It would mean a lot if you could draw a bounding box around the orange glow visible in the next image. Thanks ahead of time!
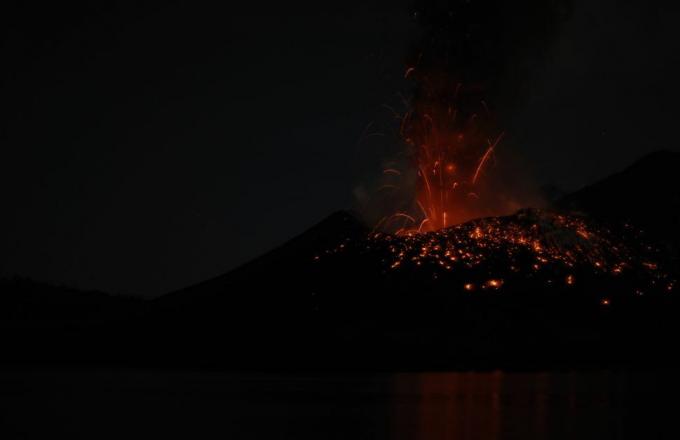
[381,79,508,234]
[485,279,504,289]
[383,168,402,176]
[472,134,505,185]
[317,210,675,300]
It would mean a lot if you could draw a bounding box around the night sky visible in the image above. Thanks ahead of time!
[1,1,679,297]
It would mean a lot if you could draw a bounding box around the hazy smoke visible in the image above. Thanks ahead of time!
[408,0,572,106]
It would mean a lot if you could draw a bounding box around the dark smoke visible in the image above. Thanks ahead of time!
[406,0,574,220]
[408,0,572,106]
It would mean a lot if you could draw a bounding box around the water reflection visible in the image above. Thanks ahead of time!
[1,370,676,439]
[389,371,676,440]
[390,372,503,439]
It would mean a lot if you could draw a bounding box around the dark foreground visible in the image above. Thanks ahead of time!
[1,369,678,439]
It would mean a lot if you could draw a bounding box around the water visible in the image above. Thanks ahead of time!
[1,370,677,439]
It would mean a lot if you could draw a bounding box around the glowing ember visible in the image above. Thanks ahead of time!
[403,93,505,232]
[373,75,511,235]
[485,279,504,290]
[374,210,626,274]
[316,209,676,299]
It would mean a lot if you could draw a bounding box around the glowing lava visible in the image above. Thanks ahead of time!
[317,209,676,298]
[377,74,509,235]
[404,97,505,233]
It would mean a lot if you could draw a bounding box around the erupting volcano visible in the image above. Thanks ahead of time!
[360,77,676,299]
[378,76,507,234]
[355,3,678,300]
[365,0,573,235]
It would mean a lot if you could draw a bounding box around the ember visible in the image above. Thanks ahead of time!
[376,80,508,235]
[317,209,676,298]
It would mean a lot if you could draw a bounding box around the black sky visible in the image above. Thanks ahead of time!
[1,1,679,297]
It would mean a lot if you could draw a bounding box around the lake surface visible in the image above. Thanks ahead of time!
[1,369,677,439]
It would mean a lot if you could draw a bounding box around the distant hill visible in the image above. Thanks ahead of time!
[158,210,367,307]
[0,278,145,365]
[0,277,143,327]
[558,150,680,256]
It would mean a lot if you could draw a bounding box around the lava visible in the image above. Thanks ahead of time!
[317,209,676,298]
[376,75,510,235]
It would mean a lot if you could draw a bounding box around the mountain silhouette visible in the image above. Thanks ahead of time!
[2,152,679,370]
[143,151,679,369]
[558,150,680,257]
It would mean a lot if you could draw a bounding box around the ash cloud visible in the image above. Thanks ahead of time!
[408,0,572,106]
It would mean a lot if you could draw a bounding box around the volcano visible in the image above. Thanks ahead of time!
[2,153,679,370]
[145,152,679,370]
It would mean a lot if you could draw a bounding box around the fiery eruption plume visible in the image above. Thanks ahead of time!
[376,74,509,234]
[402,75,505,232]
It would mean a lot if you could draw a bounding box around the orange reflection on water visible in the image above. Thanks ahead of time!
[390,372,503,440]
